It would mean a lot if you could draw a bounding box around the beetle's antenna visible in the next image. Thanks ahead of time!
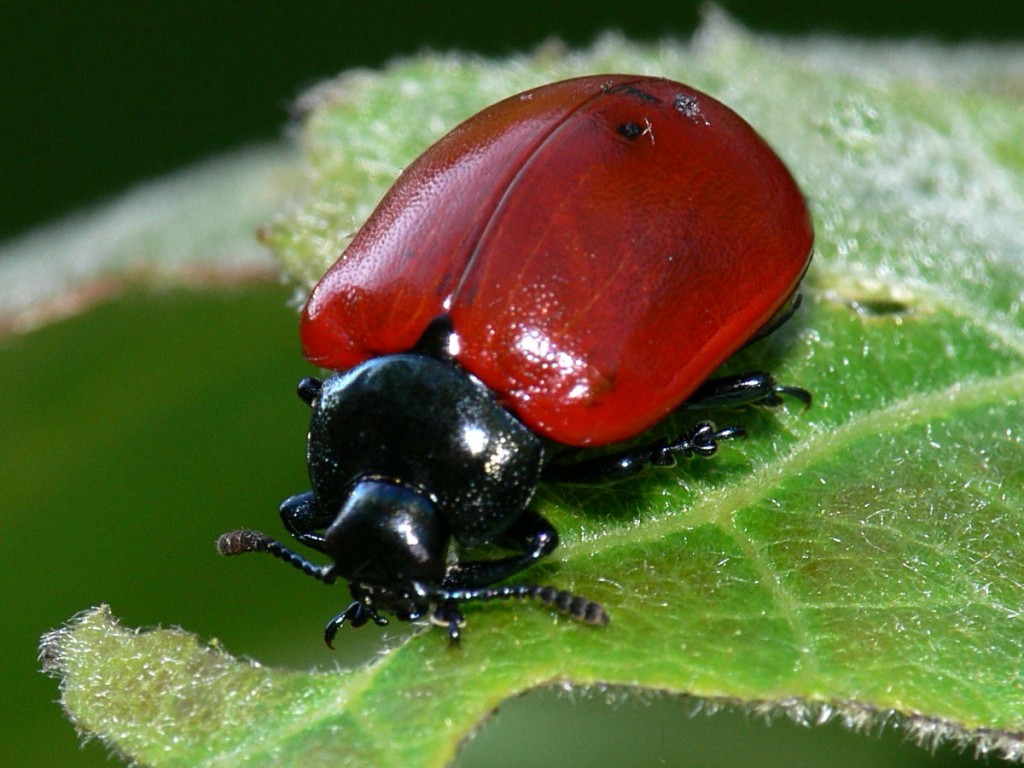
[435,584,609,626]
[217,529,336,584]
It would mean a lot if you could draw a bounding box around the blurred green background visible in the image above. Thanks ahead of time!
[4,0,1024,243]
[3,2,1020,766]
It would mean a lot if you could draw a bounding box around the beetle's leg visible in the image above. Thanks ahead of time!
[543,421,745,483]
[279,491,333,552]
[324,601,388,648]
[442,510,558,589]
[429,602,465,643]
[684,371,811,411]
[216,528,335,584]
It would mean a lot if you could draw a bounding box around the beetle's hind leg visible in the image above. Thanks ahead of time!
[542,420,745,483]
[543,370,809,484]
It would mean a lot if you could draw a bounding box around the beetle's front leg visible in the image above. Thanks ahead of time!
[441,509,558,589]
[324,601,389,648]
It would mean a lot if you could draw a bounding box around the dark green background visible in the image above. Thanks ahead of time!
[4,3,1020,767]
[3,1,1023,242]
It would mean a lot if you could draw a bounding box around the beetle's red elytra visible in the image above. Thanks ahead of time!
[301,74,813,446]
[219,75,812,643]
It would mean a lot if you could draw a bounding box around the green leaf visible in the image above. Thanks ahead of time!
[0,144,299,333]
[40,16,1024,768]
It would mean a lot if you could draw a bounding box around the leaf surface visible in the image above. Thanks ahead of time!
[40,18,1024,767]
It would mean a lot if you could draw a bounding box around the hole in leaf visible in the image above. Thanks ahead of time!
[837,297,914,317]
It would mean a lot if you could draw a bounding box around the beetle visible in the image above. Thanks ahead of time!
[218,74,814,645]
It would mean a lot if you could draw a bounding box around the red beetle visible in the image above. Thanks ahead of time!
[219,75,813,644]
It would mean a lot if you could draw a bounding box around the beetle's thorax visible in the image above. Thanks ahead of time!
[307,354,544,548]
